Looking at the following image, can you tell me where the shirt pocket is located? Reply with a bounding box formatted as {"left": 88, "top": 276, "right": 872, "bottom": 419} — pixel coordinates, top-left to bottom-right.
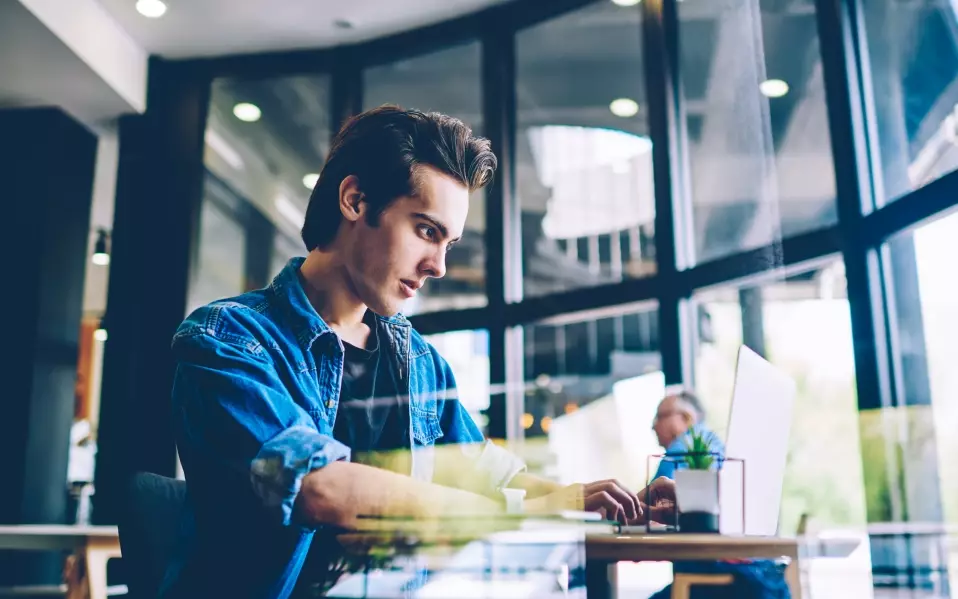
{"left": 411, "top": 408, "right": 443, "bottom": 446}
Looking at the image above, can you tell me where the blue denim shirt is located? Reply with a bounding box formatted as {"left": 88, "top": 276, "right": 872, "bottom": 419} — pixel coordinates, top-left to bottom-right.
{"left": 162, "top": 258, "right": 525, "bottom": 599}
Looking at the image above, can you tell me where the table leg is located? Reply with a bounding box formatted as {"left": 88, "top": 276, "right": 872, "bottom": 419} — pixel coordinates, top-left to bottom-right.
{"left": 785, "top": 550, "right": 802, "bottom": 599}
{"left": 84, "top": 537, "right": 123, "bottom": 599}
{"left": 586, "top": 560, "right": 617, "bottom": 599}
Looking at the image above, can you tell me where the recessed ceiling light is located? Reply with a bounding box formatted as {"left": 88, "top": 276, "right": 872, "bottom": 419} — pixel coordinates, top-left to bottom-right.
{"left": 302, "top": 173, "right": 319, "bottom": 190}
{"left": 232, "top": 102, "right": 261, "bottom": 122}
{"left": 135, "top": 0, "right": 167, "bottom": 18}
{"left": 611, "top": 0, "right": 641, "bottom": 5}
{"left": 609, "top": 98, "right": 639, "bottom": 118}
{"left": 760, "top": 79, "right": 789, "bottom": 98}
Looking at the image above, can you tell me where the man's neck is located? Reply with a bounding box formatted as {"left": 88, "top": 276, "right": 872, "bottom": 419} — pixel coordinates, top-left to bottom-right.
{"left": 299, "top": 251, "right": 370, "bottom": 345}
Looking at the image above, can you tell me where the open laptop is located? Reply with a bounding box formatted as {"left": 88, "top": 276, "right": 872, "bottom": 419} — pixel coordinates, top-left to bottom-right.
{"left": 623, "top": 345, "right": 796, "bottom": 536}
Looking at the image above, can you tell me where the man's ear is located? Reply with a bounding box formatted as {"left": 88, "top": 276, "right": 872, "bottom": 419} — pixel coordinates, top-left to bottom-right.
{"left": 339, "top": 175, "right": 365, "bottom": 223}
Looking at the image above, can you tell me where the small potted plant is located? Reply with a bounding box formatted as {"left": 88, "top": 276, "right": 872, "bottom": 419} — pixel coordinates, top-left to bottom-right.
{"left": 673, "top": 429, "right": 721, "bottom": 533}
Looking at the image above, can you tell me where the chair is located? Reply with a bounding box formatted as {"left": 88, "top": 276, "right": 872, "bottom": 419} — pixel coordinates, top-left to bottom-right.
{"left": 118, "top": 473, "right": 188, "bottom": 599}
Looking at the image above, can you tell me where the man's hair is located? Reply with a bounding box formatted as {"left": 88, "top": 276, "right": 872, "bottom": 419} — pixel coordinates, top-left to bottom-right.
{"left": 666, "top": 387, "right": 706, "bottom": 423}
{"left": 301, "top": 105, "right": 498, "bottom": 251}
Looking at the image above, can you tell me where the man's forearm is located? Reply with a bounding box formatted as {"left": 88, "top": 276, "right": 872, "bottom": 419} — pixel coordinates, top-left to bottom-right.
{"left": 296, "top": 461, "right": 503, "bottom": 529}
{"left": 507, "top": 472, "right": 564, "bottom": 499}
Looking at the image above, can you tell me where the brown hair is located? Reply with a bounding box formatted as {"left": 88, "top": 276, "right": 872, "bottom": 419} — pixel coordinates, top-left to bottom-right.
{"left": 301, "top": 105, "right": 497, "bottom": 250}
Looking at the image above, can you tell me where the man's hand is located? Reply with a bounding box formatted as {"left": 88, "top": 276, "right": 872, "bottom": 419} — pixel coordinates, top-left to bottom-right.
{"left": 523, "top": 479, "right": 643, "bottom": 524}
{"left": 637, "top": 476, "right": 677, "bottom": 524}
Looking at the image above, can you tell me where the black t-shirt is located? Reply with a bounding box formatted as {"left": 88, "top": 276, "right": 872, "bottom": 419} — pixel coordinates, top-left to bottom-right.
{"left": 330, "top": 314, "right": 408, "bottom": 456}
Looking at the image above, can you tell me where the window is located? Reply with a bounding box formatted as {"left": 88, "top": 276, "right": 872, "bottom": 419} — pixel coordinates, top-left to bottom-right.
{"left": 188, "top": 186, "right": 247, "bottom": 313}
{"left": 423, "top": 330, "right": 490, "bottom": 434}
{"left": 691, "top": 260, "right": 867, "bottom": 534}
{"left": 864, "top": 0, "right": 958, "bottom": 204}
{"left": 365, "top": 42, "right": 486, "bottom": 315}
{"left": 884, "top": 211, "right": 958, "bottom": 586}
{"left": 679, "top": 0, "right": 838, "bottom": 263}
{"left": 518, "top": 304, "right": 661, "bottom": 487}
{"left": 202, "top": 75, "right": 330, "bottom": 292}
{"left": 516, "top": 2, "right": 655, "bottom": 297}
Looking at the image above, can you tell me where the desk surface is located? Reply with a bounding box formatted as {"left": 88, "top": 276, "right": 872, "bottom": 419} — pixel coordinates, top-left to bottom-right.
{"left": 0, "top": 525, "right": 119, "bottom": 550}
{"left": 585, "top": 533, "right": 799, "bottom": 562}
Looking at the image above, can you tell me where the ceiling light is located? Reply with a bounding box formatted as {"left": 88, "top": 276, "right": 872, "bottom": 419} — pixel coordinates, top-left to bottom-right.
{"left": 760, "top": 79, "right": 789, "bottom": 98}
{"left": 92, "top": 229, "right": 110, "bottom": 266}
{"left": 232, "top": 103, "right": 261, "bottom": 122}
{"left": 94, "top": 329, "right": 109, "bottom": 342}
{"left": 611, "top": 0, "right": 641, "bottom": 5}
{"left": 609, "top": 98, "right": 639, "bottom": 118}
{"left": 302, "top": 173, "right": 319, "bottom": 190}
{"left": 135, "top": 0, "right": 167, "bottom": 18}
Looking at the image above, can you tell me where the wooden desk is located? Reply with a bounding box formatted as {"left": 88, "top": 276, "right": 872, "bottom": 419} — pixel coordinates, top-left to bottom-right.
{"left": 584, "top": 533, "right": 802, "bottom": 599}
{"left": 0, "top": 525, "right": 122, "bottom": 599}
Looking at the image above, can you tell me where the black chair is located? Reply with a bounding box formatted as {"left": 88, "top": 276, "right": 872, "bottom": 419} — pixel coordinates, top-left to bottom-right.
{"left": 118, "top": 472, "right": 188, "bottom": 599}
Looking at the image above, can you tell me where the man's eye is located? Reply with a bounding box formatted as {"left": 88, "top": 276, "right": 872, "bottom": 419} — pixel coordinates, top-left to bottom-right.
{"left": 418, "top": 225, "right": 436, "bottom": 239}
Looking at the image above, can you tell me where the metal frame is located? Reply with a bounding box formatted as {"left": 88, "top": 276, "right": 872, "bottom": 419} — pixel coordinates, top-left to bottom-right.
{"left": 153, "top": 0, "right": 958, "bottom": 438}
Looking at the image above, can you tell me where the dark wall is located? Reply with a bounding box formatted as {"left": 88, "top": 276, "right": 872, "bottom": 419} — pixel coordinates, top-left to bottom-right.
{"left": 0, "top": 107, "right": 98, "bottom": 584}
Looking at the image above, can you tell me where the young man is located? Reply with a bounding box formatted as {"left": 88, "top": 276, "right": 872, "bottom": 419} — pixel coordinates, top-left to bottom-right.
{"left": 163, "top": 106, "right": 672, "bottom": 599}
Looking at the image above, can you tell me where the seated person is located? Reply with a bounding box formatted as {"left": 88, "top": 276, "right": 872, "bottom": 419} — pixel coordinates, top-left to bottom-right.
{"left": 650, "top": 389, "right": 790, "bottom": 599}
{"left": 652, "top": 388, "right": 725, "bottom": 481}
{"left": 161, "top": 106, "right": 675, "bottom": 599}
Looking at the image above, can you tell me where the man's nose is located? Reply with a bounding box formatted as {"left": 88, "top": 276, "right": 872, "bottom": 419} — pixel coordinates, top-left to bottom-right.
{"left": 421, "top": 250, "right": 447, "bottom": 279}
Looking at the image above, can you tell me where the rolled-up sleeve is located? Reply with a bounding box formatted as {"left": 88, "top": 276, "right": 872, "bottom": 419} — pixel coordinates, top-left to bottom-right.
{"left": 173, "top": 332, "right": 350, "bottom": 527}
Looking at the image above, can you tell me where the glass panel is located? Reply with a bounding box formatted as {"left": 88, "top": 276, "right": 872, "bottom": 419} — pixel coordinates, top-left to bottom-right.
{"left": 885, "top": 210, "right": 958, "bottom": 590}
{"left": 188, "top": 185, "right": 247, "bottom": 313}
{"left": 518, "top": 304, "right": 661, "bottom": 488}
{"left": 423, "top": 330, "right": 490, "bottom": 435}
{"left": 204, "top": 75, "right": 332, "bottom": 277}
{"left": 516, "top": 2, "right": 656, "bottom": 297}
{"left": 679, "top": 0, "right": 838, "bottom": 264}
{"left": 364, "top": 42, "right": 486, "bottom": 315}
{"left": 864, "top": 0, "right": 958, "bottom": 204}
{"left": 691, "top": 260, "right": 868, "bottom": 536}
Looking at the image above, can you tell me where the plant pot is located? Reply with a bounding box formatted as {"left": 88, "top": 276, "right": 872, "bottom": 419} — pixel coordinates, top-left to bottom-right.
{"left": 674, "top": 469, "right": 720, "bottom": 533}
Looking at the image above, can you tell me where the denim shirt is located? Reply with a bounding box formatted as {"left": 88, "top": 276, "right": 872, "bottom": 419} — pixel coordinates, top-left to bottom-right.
{"left": 162, "top": 258, "right": 525, "bottom": 599}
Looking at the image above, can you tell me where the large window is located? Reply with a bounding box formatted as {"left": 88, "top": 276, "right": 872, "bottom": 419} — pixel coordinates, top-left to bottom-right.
{"left": 679, "top": 0, "right": 838, "bottom": 264}
{"left": 864, "top": 0, "right": 958, "bottom": 204}
{"left": 518, "top": 304, "right": 661, "bottom": 487}
{"left": 884, "top": 210, "right": 958, "bottom": 585}
{"left": 365, "top": 42, "right": 486, "bottom": 315}
{"left": 516, "top": 2, "right": 655, "bottom": 297}
{"left": 691, "top": 260, "right": 867, "bottom": 534}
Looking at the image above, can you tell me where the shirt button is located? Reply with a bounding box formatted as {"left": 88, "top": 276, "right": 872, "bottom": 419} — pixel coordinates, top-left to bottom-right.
{"left": 326, "top": 400, "right": 335, "bottom": 409}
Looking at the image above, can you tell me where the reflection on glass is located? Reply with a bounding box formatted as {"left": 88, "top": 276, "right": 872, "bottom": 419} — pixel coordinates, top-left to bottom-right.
{"left": 202, "top": 75, "right": 331, "bottom": 298}
{"left": 865, "top": 0, "right": 958, "bottom": 203}
{"left": 886, "top": 210, "right": 958, "bottom": 588}
{"left": 365, "top": 42, "right": 486, "bottom": 315}
{"left": 519, "top": 305, "right": 661, "bottom": 489}
{"left": 679, "top": 0, "right": 837, "bottom": 263}
{"left": 424, "top": 330, "right": 490, "bottom": 434}
{"left": 188, "top": 183, "right": 246, "bottom": 314}
{"left": 692, "top": 260, "right": 867, "bottom": 535}
{"left": 516, "top": 2, "right": 655, "bottom": 297}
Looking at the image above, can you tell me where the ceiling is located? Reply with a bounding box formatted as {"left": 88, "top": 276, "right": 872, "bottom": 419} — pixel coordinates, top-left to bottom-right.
{"left": 95, "top": 0, "right": 511, "bottom": 58}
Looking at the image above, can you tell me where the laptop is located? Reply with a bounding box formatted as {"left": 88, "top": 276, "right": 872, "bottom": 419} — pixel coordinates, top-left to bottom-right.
{"left": 623, "top": 345, "right": 796, "bottom": 536}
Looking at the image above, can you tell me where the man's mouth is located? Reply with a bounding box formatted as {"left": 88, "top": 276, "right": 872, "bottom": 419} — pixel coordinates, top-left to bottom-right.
{"left": 400, "top": 280, "right": 420, "bottom": 298}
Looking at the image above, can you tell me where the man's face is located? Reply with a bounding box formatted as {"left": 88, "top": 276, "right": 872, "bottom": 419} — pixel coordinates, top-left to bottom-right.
{"left": 652, "top": 396, "right": 691, "bottom": 449}
{"left": 344, "top": 165, "right": 469, "bottom": 317}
